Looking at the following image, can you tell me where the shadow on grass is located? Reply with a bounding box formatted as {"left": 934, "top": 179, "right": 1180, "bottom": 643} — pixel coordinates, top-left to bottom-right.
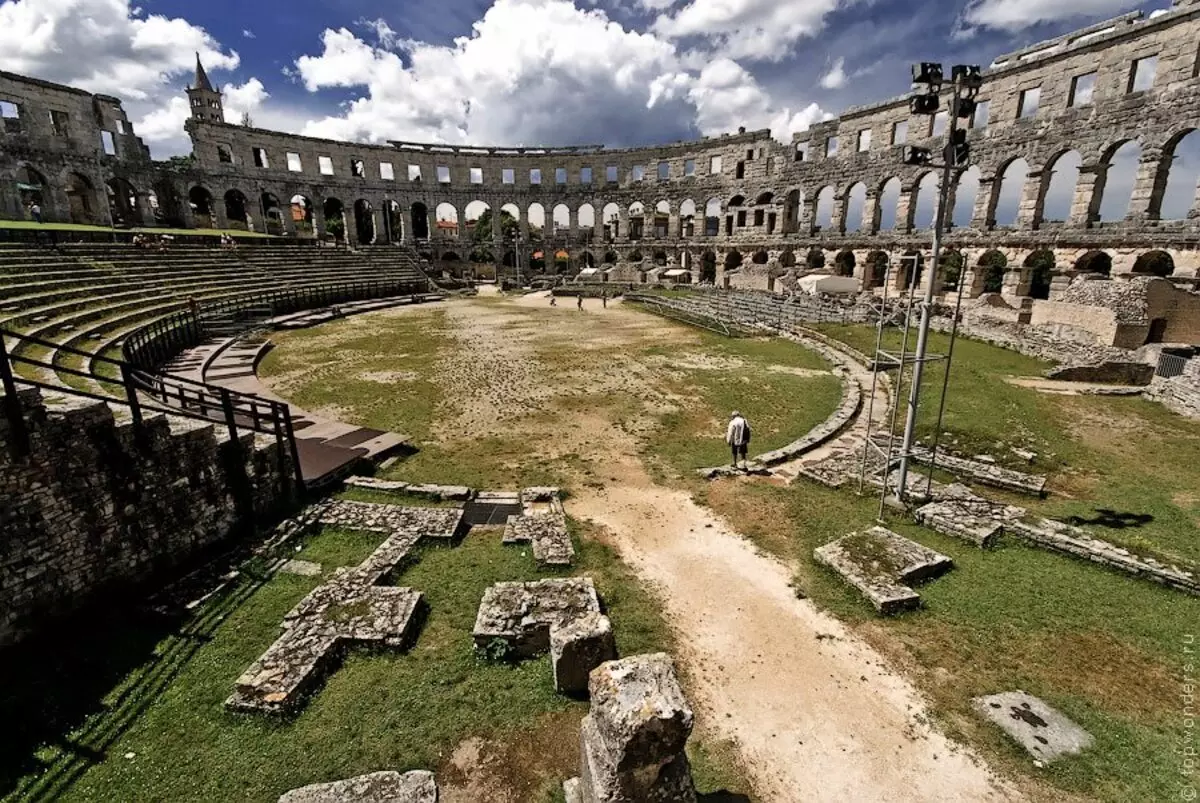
{"left": 698, "top": 792, "right": 752, "bottom": 802}
{"left": 0, "top": 573, "right": 266, "bottom": 801}
{"left": 1062, "top": 509, "right": 1154, "bottom": 530}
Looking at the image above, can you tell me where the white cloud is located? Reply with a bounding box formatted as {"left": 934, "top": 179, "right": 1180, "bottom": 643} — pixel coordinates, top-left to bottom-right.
{"left": 243, "top": 29, "right": 256, "bottom": 39}
{"left": 652, "top": 0, "right": 845, "bottom": 62}
{"left": 961, "top": 0, "right": 1143, "bottom": 31}
{"left": 819, "top": 57, "right": 846, "bottom": 89}
{"left": 293, "top": 0, "right": 825, "bottom": 148}
{"left": 222, "top": 78, "right": 269, "bottom": 122}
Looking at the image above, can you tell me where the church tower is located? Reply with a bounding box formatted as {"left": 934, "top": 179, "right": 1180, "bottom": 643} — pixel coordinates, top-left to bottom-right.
{"left": 187, "top": 53, "right": 224, "bottom": 124}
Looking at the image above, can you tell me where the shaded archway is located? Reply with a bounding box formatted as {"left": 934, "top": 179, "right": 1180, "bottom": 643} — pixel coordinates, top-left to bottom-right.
{"left": 806, "top": 248, "right": 825, "bottom": 270}
{"left": 411, "top": 202, "right": 430, "bottom": 240}
{"left": 654, "top": 200, "right": 670, "bottom": 238}
{"left": 679, "top": 199, "right": 697, "bottom": 237}
{"left": 602, "top": 203, "right": 620, "bottom": 240}
{"left": 782, "top": 189, "right": 802, "bottom": 234}
{"left": 899, "top": 251, "right": 924, "bottom": 290}
{"left": 1075, "top": 250, "right": 1112, "bottom": 277}
{"left": 913, "top": 173, "right": 939, "bottom": 230}
{"left": 386, "top": 200, "right": 404, "bottom": 243}
{"left": 106, "top": 177, "right": 141, "bottom": 226}
{"left": 751, "top": 250, "right": 769, "bottom": 265}
{"left": 188, "top": 185, "right": 214, "bottom": 228}
{"left": 152, "top": 180, "right": 185, "bottom": 227}
{"left": 653, "top": 250, "right": 668, "bottom": 267}
{"left": 701, "top": 251, "right": 717, "bottom": 283}
{"left": 978, "top": 250, "right": 1007, "bottom": 293}
{"left": 724, "top": 250, "right": 743, "bottom": 271}
{"left": 323, "top": 197, "right": 346, "bottom": 242}
{"left": 64, "top": 172, "right": 98, "bottom": 225}
{"left": 627, "top": 202, "right": 645, "bottom": 240}
{"left": 1024, "top": 249, "right": 1055, "bottom": 299}
{"left": 865, "top": 251, "right": 889, "bottom": 288}
{"left": 1131, "top": 250, "right": 1174, "bottom": 277}
{"left": 940, "top": 250, "right": 964, "bottom": 290}
{"left": 16, "top": 166, "right": 47, "bottom": 215}
{"left": 604, "top": 250, "right": 619, "bottom": 265}
{"left": 224, "top": 188, "right": 250, "bottom": 229}
{"left": 290, "top": 195, "right": 314, "bottom": 237}
{"left": 261, "top": 192, "right": 283, "bottom": 235}
{"left": 354, "top": 199, "right": 376, "bottom": 244}
{"left": 834, "top": 249, "right": 855, "bottom": 277}
{"left": 704, "top": 198, "right": 722, "bottom": 236}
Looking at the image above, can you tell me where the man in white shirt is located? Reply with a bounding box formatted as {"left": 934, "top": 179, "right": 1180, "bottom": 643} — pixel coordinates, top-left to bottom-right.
{"left": 725, "top": 410, "right": 751, "bottom": 469}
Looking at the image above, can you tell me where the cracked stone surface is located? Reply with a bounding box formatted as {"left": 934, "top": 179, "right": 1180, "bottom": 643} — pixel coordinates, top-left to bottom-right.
{"left": 973, "top": 691, "right": 1093, "bottom": 763}
{"left": 226, "top": 502, "right": 463, "bottom": 714}
{"left": 500, "top": 488, "right": 575, "bottom": 566}
{"left": 813, "top": 526, "right": 953, "bottom": 615}
{"left": 472, "top": 578, "right": 614, "bottom": 692}
{"left": 567, "top": 653, "right": 698, "bottom": 803}
{"left": 915, "top": 484, "right": 1028, "bottom": 548}
{"left": 278, "top": 770, "right": 438, "bottom": 802}
{"left": 343, "top": 476, "right": 473, "bottom": 501}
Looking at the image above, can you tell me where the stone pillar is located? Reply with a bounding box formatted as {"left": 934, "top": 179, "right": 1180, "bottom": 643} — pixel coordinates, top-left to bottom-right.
{"left": 970, "top": 176, "right": 996, "bottom": 230}
{"left": 565, "top": 654, "right": 697, "bottom": 803}
{"left": 1126, "top": 148, "right": 1164, "bottom": 221}
{"left": 831, "top": 191, "right": 847, "bottom": 234}
{"left": 800, "top": 195, "right": 817, "bottom": 235}
{"left": 1069, "top": 165, "right": 1104, "bottom": 228}
{"left": 863, "top": 189, "right": 882, "bottom": 234}
{"left": 940, "top": 181, "right": 958, "bottom": 231}
{"left": 896, "top": 183, "right": 917, "bottom": 233}
{"left": 1001, "top": 267, "right": 1030, "bottom": 299}
{"left": 1015, "top": 167, "right": 1044, "bottom": 230}
{"left": 1190, "top": 183, "right": 1200, "bottom": 221}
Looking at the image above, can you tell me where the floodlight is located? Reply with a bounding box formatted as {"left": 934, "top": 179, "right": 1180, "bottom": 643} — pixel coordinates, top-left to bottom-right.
{"left": 912, "top": 62, "right": 944, "bottom": 85}
{"left": 944, "top": 130, "right": 970, "bottom": 166}
{"left": 910, "top": 93, "right": 940, "bottom": 115}
{"left": 902, "top": 146, "right": 933, "bottom": 166}
{"left": 953, "top": 96, "right": 977, "bottom": 120}
{"left": 952, "top": 64, "right": 983, "bottom": 90}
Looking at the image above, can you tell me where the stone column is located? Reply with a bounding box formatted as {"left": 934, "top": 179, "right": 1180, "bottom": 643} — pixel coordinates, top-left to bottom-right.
{"left": 1000, "top": 266, "right": 1030, "bottom": 299}
{"left": 1069, "top": 165, "right": 1104, "bottom": 228}
{"left": 940, "top": 181, "right": 958, "bottom": 230}
{"left": 863, "top": 189, "right": 881, "bottom": 234}
{"left": 800, "top": 195, "right": 818, "bottom": 235}
{"left": 970, "top": 176, "right": 996, "bottom": 230}
{"left": 1126, "top": 148, "right": 1164, "bottom": 221}
{"left": 831, "top": 191, "right": 847, "bottom": 234}
{"left": 1015, "top": 167, "right": 1045, "bottom": 230}
{"left": 896, "top": 182, "right": 917, "bottom": 233}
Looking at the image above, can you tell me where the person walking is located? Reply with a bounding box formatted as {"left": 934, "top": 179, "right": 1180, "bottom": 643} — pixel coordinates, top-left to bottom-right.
{"left": 602, "top": 291, "right": 608, "bottom": 309}
{"left": 577, "top": 294, "right": 584, "bottom": 311}
{"left": 725, "top": 410, "right": 751, "bottom": 470}
{"left": 29, "top": 202, "right": 42, "bottom": 224}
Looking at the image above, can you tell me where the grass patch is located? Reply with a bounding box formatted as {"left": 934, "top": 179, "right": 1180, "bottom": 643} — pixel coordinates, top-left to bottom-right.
{"left": 5, "top": 516, "right": 743, "bottom": 801}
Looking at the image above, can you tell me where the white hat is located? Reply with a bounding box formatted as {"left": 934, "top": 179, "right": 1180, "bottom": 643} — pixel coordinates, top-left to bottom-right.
{"left": 731, "top": 410, "right": 741, "bottom": 418}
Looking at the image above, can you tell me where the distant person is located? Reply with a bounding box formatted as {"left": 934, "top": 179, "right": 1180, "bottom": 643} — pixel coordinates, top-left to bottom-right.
{"left": 29, "top": 202, "right": 42, "bottom": 223}
{"left": 577, "top": 294, "right": 584, "bottom": 311}
{"left": 550, "top": 295, "right": 557, "bottom": 307}
{"left": 602, "top": 291, "right": 608, "bottom": 309}
{"left": 726, "top": 410, "right": 751, "bottom": 470}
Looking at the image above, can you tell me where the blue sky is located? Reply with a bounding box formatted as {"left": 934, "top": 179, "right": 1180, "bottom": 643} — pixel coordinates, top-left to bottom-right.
{"left": 0, "top": 0, "right": 1175, "bottom": 158}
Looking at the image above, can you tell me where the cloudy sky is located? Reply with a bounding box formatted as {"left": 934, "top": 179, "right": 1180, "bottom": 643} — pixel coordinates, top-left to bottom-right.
{"left": 0, "top": 0, "right": 1174, "bottom": 160}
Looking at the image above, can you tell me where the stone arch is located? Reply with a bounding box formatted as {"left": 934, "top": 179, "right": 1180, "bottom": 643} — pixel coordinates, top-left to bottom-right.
{"left": 1040, "top": 150, "right": 1082, "bottom": 224}
{"left": 834, "top": 249, "right": 855, "bottom": 277}
{"left": 602, "top": 202, "right": 621, "bottom": 239}
{"left": 354, "top": 199, "right": 376, "bottom": 244}
{"left": 783, "top": 188, "right": 802, "bottom": 234}
{"left": 806, "top": 248, "right": 825, "bottom": 270}
{"left": 628, "top": 249, "right": 644, "bottom": 262}
{"left": 978, "top": 249, "right": 1007, "bottom": 293}
{"left": 188, "top": 185, "right": 214, "bottom": 228}
{"left": 603, "top": 250, "right": 618, "bottom": 264}
{"left": 679, "top": 198, "right": 697, "bottom": 237}
{"left": 553, "top": 203, "right": 571, "bottom": 234}
{"left": 224, "top": 188, "right": 251, "bottom": 229}
{"left": 704, "top": 198, "right": 722, "bottom": 236}
{"left": 728, "top": 194, "right": 746, "bottom": 207}
{"left": 653, "top": 249, "right": 668, "bottom": 266}
{"left": 1158, "top": 129, "right": 1200, "bottom": 221}
{"left": 261, "top": 192, "right": 283, "bottom": 235}
{"left": 899, "top": 250, "right": 923, "bottom": 290}
{"left": 411, "top": 201, "right": 430, "bottom": 240}
{"left": 952, "top": 167, "right": 980, "bottom": 229}
{"left": 528, "top": 203, "right": 546, "bottom": 237}
{"left": 814, "top": 186, "right": 835, "bottom": 230}
{"left": 654, "top": 200, "right": 670, "bottom": 238}
{"left": 878, "top": 178, "right": 902, "bottom": 230}
{"left": 553, "top": 248, "right": 570, "bottom": 273}
{"left": 436, "top": 202, "right": 459, "bottom": 239}
{"left": 940, "top": 249, "right": 964, "bottom": 290}
{"left": 865, "top": 251, "right": 889, "bottom": 288}
{"left": 578, "top": 203, "right": 596, "bottom": 234}
{"left": 752, "top": 250, "right": 768, "bottom": 265}
{"left": 845, "top": 182, "right": 867, "bottom": 232}
{"left": 725, "top": 250, "right": 744, "bottom": 271}
{"left": 913, "top": 172, "right": 939, "bottom": 230}
{"left": 151, "top": 179, "right": 185, "bottom": 227}
{"left": 1131, "top": 250, "right": 1174, "bottom": 277}
{"left": 580, "top": 251, "right": 596, "bottom": 269}
{"left": 779, "top": 249, "right": 796, "bottom": 269}
{"left": 500, "top": 202, "right": 521, "bottom": 244}
{"left": 1097, "top": 140, "right": 1141, "bottom": 222}
{"left": 755, "top": 191, "right": 774, "bottom": 205}
{"left": 1075, "top": 250, "right": 1112, "bottom": 276}
{"left": 106, "top": 177, "right": 141, "bottom": 226}
{"left": 385, "top": 200, "right": 404, "bottom": 243}
{"left": 1023, "top": 249, "right": 1055, "bottom": 299}
{"left": 990, "top": 158, "right": 1028, "bottom": 228}
{"left": 323, "top": 197, "right": 346, "bottom": 241}
{"left": 65, "top": 172, "right": 99, "bottom": 225}
{"left": 290, "top": 195, "right": 314, "bottom": 236}
{"left": 16, "top": 165, "right": 48, "bottom": 215}
{"left": 701, "top": 250, "right": 717, "bottom": 283}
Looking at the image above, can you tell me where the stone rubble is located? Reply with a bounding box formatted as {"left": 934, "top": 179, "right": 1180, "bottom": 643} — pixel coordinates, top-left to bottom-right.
{"left": 502, "top": 487, "right": 575, "bottom": 566}
{"left": 277, "top": 770, "right": 438, "bottom": 803}
{"left": 564, "top": 653, "right": 698, "bottom": 803}
{"left": 814, "top": 526, "right": 954, "bottom": 615}
{"left": 472, "top": 577, "right": 615, "bottom": 695}
{"left": 915, "top": 484, "right": 1028, "bottom": 548}
{"left": 226, "top": 502, "right": 463, "bottom": 714}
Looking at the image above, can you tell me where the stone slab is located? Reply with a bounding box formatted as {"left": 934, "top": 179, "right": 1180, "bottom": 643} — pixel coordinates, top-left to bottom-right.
{"left": 280, "top": 559, "right": 323, "bottom": 577}
{"left": 278, "top": 770, "right": 437, "bottom": 803}
{"left": 973, "top": 691, "right": 1093, "bottom": 763}
{"left": 813, "top": 526, "right": 953, "bottom": 615}
{"left": 502, "top": 511, "right": 575, "bottom": 566}
{"left": 472, "top": 577, "right": 601, "bottom": 658}
{"left": 550, "top": 611, "right": 616, "bottom": 696}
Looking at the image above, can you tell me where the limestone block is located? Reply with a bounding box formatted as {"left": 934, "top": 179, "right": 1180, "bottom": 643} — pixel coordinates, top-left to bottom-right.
{"left": 587, "top": 653, "right": 694, "bottom": 772}
{"left": 973, "top": 691, "right": 1093, "bottom": 763}
{"left": 472, "top": 577, "right": 602, "bottom": 658}
{"left": 278, "top": 770, "right": 437, "bottom": 803}
{"left": 502, "top": 511, "right": 575, "bottom": 566}
{"left": 551, "top": 612, "right": 616, "bottom": 695}
{"left": 813, "top": 527, "right": 953, "bottom": 615}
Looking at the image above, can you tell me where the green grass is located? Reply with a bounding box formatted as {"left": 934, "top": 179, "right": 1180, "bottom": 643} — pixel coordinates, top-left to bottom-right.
{"left": 0, "top": 220, "right": 274, "bottom": 238}
{"left": 5, "top": 516, "right": 744, "bottom": 801}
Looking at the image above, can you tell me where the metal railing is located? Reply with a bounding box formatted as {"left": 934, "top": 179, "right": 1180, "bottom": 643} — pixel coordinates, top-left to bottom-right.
{"left": 1156, "top": 352, "right": 1190, "bottom": 379}
{"left": 0, "top": 327, "right": 304, "bottom": 508}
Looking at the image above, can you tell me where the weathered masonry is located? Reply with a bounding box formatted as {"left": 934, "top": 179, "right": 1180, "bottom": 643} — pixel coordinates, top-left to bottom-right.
{"left": 3, "top": 1, "right": 1200, "bottom": 293}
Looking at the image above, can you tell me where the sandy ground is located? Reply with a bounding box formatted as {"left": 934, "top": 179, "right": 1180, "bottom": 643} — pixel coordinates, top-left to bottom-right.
{"left": 295, "top": 290, "right": 1021, "bottom": 802}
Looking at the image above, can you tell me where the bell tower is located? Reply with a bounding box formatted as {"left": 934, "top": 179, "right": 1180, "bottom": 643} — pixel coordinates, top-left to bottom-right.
{"left": 187, "top": 53, "right": 224, "bottom": 124}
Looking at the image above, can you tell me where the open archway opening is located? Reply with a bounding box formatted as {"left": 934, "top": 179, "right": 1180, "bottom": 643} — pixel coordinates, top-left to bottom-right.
{"left": 701, "top": 251, "right": 717, "bottom": 283}
{"left": 806, "top": 248, "right": 825, "bottom": 270}
{"left": 1024, "top": 249, "right": 1055, "bottom": 299}
{"left": 725, "top": 250, "right": 743, "bottom": 271}
{"left": 66, "top": 172, "right": 98, "bottom": 224}
{"left": 106, "top": 177, "right": 141, "bottom": 226}
{"left": 1075, "top": 250, "right": 1113, "bottom": 277}
{"left": 1041, "top": 150, "right": 1081, "bottom": 224}
{"left": 411, "top": 202, "right": 430, "bottom": 240}
{"left": 435, "top": 203, "right": 459, "bottom": 239}
{"left": 353, "top": 199, "right": 376, "bottom": 244}
{"left": 1131, "top": 250, "right": 1175, "bottom": 277}
{"left": 1159, "top": 129, "right": 1200, "bottom": 220}
{"left": 834, "top": 249, "right": 855, "bottom": 277}
{"left": 1097, "top": 141, "right": 1141, "bottom": 222}
{"left": 865, "top": 251, "right": 889, "bottom": 288}
{"left": 290, "top": 195, "right": 314, "bottom": 237}
{"left": 323, "top": 197, "right": 346, "bottom": 242}
{"left": 224, "top": 189, "right": 250, "bottom": 229}
{"left": 261, "top": 192, "right": 283, "bottom": 235}
{"left": 978, "top": 250, "right": 1007, "bottom": 293}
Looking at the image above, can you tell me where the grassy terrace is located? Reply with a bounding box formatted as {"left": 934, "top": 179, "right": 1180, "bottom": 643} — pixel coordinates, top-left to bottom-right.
{"left": 695, "top": 322, "right": 1200, "bottom": 802}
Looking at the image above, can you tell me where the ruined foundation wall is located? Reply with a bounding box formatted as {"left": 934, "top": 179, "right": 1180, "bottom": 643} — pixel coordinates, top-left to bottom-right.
{"left": 0, "top": 390, "right": 291, "bottom": 647}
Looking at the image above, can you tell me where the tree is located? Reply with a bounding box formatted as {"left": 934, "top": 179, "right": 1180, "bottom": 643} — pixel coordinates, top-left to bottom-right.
{"left": 240, "top": 111, "right": 255, "bottom": 128}
{"left": 471, "top": 208, "right": 519, "bottom": 247}
{"left": 940, "top": 251, "right": 964, "bottom": 290}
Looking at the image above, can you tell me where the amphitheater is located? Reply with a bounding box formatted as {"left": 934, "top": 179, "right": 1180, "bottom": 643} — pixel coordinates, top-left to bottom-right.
{"left": 2, "top": 3, "right": 1200, "bottom": 803}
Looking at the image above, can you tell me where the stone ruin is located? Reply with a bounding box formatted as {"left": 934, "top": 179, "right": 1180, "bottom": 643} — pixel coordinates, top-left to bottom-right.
{"left": 472, "top": 577, "right": 615, "bottom": 695}
{"left": 814, "top": 526, "right": 954, "bottom": 615}
{"left": 226, "top": 501, "right": 464, "bottom": 713}
{"left": 278, "top": 770, "right": 437, "bottom": 803}
{"left": 502, "top": 487, "right": 575, "bottom": 566}
{"left": 563, "top": 653, "right": 698, "bottom": 803}
{"left": 973, "top": 691, "right": 1093, "bottom": 764}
